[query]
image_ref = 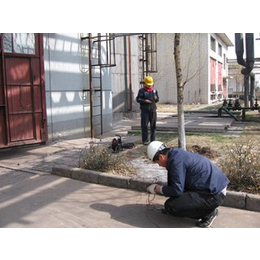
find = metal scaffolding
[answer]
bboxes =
[81,33,116,138]
[81,33,158,138]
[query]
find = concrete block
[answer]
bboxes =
[129,178,155,192]
[98,172,131,189]
[222,191,246,209]
[246,193,260,212]
[71,168,99,184]
[129,178,167,192]
[52,165,72,178]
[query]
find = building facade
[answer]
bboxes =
[0,33,233,149]
[44,33,141,141]
[154,33,233,104]
[227,59,244,97]
[0,33,141,148]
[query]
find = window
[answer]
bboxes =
[3,33,35,54]
[210,36,216,52]
[218,43,222,56]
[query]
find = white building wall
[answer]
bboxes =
[43,33,140,142]
[155,33,231,105]
[181,33,209,104]
[130,36,141,112]
[44,33,90,141]
[155,33,209,104]
[111,35,140,115]
[211,34,229,77]
[153,33,176,103]
[228,61,244,95]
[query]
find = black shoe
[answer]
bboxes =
[160,208,169,215]
[197,209,218,228]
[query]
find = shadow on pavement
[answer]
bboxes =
[0,170,88,228]
[90,202,198,228]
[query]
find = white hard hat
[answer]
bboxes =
[147,141,166,161]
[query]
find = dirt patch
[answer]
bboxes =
[188,145,219,159]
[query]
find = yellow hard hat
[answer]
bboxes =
[143,76,154,86]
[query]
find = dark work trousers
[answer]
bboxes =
[164,191,226,219]
[141,110,157,143]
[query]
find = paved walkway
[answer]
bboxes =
[1,167,260,228]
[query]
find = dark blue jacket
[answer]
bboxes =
[162,148,229,197]
[136,87,159,112]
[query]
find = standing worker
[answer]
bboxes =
[146,141,229,228]
[136,76,159,145]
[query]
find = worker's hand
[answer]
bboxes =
[147,184,157,194]
[145,99,152,103]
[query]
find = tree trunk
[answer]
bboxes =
[174,33,186,150]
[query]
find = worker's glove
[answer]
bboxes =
[147,184,157,194]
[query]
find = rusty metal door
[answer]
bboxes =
[0,33,47,148]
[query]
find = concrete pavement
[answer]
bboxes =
[1,167,260,228]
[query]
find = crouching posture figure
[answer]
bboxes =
[147,141,229,228]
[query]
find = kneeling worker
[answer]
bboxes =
[146,141,229,228]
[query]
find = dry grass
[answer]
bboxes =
[218,140,260,194]
[79,145,137,176]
